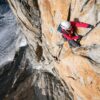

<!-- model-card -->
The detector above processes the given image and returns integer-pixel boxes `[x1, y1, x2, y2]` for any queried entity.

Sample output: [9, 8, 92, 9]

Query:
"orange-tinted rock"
[38, 0, 100, 99]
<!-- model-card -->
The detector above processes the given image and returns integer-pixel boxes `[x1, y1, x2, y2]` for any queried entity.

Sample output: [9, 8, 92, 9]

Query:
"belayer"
[57, 21, 94, 47]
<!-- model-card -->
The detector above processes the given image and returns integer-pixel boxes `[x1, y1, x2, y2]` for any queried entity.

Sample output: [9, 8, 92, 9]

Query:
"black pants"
[68, 40, 81, 47]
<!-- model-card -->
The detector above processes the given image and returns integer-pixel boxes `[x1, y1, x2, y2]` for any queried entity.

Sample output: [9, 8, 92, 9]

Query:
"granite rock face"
[0, 0, 100, 100]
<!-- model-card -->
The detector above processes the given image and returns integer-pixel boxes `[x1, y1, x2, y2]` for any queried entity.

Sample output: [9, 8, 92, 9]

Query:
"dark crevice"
[67, 3, 71, 21]
[57, 44, 63, 59]
[81, 55, 100, 65]
[35, 43, 43, 62]
[21, 1, 31, 11]
[67, 76, 77, 80]
[32, 0, 39, 10]
[52, 55, 59, 61]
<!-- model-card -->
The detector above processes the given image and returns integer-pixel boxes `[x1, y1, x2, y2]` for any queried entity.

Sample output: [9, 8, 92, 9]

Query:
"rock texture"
[0, 0, 17, 66]
[0, 0, 100, 100]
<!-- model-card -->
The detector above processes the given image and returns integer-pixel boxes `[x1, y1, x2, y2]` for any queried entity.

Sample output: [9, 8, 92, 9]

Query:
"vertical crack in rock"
[35, 43, 43, 62]
[67, 3, 71, 21]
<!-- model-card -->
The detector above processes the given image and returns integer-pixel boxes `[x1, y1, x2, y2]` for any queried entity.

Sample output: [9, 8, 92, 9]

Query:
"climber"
[57, 21, 94, 47]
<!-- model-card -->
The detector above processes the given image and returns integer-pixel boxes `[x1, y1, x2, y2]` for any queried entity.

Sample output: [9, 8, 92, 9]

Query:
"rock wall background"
[0, 0, 100, 100]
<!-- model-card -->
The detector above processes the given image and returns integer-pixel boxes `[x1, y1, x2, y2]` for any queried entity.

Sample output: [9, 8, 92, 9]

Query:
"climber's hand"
[77, 35, 83, 42]
[78, 35, 83, 39]
[88, 25, 94, 29]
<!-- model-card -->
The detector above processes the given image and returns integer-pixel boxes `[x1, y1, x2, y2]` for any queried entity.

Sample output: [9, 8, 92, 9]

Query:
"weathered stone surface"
[0, 0, 100, 100]
[0, 0, 17, 67]
[4, 70, 73, 100]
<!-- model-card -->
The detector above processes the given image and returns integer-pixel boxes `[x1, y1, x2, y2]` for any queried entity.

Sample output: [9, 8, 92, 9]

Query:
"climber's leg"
[68, 40, 81, 48]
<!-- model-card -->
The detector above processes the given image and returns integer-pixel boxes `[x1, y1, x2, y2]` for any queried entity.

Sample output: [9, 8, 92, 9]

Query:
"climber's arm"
[71, 21, 94, 28]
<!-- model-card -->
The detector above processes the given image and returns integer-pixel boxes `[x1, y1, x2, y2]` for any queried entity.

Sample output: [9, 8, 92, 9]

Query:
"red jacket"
[61, 21, 91, 40]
